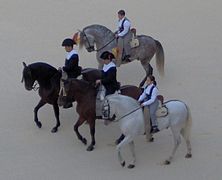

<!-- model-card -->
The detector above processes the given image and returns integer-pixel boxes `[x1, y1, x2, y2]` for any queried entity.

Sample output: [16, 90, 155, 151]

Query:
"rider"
[61, 38, 81, 78]
[60, 38, 81, 108]
[95, 51, 119, 97]
[138, 75, 159, 134]
[115, 9, 132, 67]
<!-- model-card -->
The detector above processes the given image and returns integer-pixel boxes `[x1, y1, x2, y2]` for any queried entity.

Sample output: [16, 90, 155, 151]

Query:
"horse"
[21, 62, 62, 133]
[104, 95, 192, 168]
[73, 24, 165, 87]
[21, 62, 142, 134]
[57, 78, 143, 151]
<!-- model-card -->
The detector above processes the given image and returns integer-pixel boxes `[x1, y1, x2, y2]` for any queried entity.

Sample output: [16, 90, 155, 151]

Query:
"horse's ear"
[22, 62, 27, 67]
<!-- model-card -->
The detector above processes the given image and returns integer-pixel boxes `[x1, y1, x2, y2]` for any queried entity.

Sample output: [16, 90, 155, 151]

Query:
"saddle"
[129, 28, 139, 48]
[111, 28, 139, 61]
[156, 95, 168, 117]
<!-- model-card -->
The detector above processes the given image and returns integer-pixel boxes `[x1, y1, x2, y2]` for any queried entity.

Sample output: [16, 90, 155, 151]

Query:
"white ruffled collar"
[66, 49, 77, 60]
[103, 61, 116, 72]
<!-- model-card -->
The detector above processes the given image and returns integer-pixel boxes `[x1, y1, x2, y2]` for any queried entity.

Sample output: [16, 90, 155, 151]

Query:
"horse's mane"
[29, 62, 57, 72]
[23, 62, 59, 88]
[79, 24, 114, 48]
[107, 94, 139, 107]
[83, 24, 113, 34]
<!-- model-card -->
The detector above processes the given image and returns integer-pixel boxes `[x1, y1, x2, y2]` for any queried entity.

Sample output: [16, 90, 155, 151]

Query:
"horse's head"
[79, 30, 95, 52]
[21, 62, 36, 91]
[103, 95, 118, 121]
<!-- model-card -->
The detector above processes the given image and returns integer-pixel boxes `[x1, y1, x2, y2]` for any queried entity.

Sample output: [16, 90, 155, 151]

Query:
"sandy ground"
[1, 0, 222, 179]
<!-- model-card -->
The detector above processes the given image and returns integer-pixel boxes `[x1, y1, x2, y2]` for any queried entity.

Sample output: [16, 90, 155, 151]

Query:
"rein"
[32, 82, 39, 91]
[95, 37, 116, 52]
[112, 106, 142, 122]
[82, 30, 116, 52]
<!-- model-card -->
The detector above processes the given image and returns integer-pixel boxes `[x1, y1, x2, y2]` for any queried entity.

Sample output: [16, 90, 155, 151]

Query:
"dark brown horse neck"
[67, 79, 96, 103]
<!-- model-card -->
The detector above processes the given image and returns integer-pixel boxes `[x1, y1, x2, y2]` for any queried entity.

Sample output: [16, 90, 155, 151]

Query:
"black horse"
[22, 62, 61, 133]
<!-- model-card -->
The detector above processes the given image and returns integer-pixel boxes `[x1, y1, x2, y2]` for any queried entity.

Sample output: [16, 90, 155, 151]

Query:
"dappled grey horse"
[104, 95, 192, 168]
[73, 24, 164, 87]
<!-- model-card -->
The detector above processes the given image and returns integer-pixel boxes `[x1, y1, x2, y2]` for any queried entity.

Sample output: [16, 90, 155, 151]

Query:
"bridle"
[103, 98, 142, 122]
[81, 30, 116, 52]
[21, 67, 39, 91]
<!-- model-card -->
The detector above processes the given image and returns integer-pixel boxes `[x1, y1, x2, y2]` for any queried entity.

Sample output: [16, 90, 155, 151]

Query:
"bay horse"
[57, 78, 143, 151]
[73, 24, 165, 87]
[104, 95, 192, 168]
[21, 62, 142, 134]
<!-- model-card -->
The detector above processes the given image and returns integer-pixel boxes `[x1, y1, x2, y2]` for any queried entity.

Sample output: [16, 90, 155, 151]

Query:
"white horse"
[104, 94, 192, 168]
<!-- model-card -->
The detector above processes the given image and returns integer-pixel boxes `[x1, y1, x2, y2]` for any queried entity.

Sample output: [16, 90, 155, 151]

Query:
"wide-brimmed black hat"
[62, 38, 75, 47]
[100, 51, 115, 60]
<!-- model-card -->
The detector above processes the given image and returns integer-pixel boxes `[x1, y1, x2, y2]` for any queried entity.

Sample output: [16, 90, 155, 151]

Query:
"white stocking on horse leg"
[164, 129, 181, 165]
[128, 141, 136, 168]
[116, 135, 133, 167]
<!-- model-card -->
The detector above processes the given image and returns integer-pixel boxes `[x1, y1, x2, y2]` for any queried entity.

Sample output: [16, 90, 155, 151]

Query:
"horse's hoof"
[86, 145, 94, 151]
[128, 164, 135, 169]
[164, 160, 171, 165]
[51, 127, 58, 133]
[36, 121, 42, 128]
[82, 138, 87, 145]
[185, 153, 192, 158]
[121, 161, 125, 167]
[149, 137, 154, 142]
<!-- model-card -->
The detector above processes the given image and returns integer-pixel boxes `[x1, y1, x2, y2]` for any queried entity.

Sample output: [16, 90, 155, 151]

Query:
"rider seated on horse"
[61, 38, 81, 78]
[95, 51, 120, 98]
[115, 9, 132, 67]
[61, 38, 82, 108]
[138, 75, 160, 134]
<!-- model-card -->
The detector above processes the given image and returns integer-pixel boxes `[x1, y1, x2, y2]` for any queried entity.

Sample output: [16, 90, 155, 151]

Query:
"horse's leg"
[128, 141, 136, 169]
[164, 128, 181, 165]
[181, 112, 192, 159]
[115, 134, 125, 145]
[184, 139, 192, 158]
[139, 61, 153, 87]
[116, 135, 133, 167]
[181, 130, 192, 158]
[74, 117, 87, 145]
[34, 99, 46, 128]
[51, 102, 60, 133]
[86, 119, 96, 151]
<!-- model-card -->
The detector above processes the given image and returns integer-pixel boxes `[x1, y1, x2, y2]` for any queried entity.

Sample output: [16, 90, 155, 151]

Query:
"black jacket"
[101, 67, 119, 96]
[63, 54, 81, 78]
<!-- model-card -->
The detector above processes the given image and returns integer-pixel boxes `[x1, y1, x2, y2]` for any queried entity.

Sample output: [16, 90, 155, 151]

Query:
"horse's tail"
[155, 40, 165, 76]
[181, 104, 192, 141]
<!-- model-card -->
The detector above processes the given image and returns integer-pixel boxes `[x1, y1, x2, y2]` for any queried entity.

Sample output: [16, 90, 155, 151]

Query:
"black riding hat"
[100, 51, 115, 60]
[62, 38, 75, 47]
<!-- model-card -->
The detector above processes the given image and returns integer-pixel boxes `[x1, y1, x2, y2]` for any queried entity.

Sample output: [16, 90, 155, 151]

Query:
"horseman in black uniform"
[61, 38, 81, 78]
[60, 38, 81, 108]
[95, 51, 119, 96]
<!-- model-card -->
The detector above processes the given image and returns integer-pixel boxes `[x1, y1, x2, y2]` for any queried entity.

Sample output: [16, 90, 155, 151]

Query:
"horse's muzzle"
[25, 85, 33, 91]
[86, 46, 95, 52]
